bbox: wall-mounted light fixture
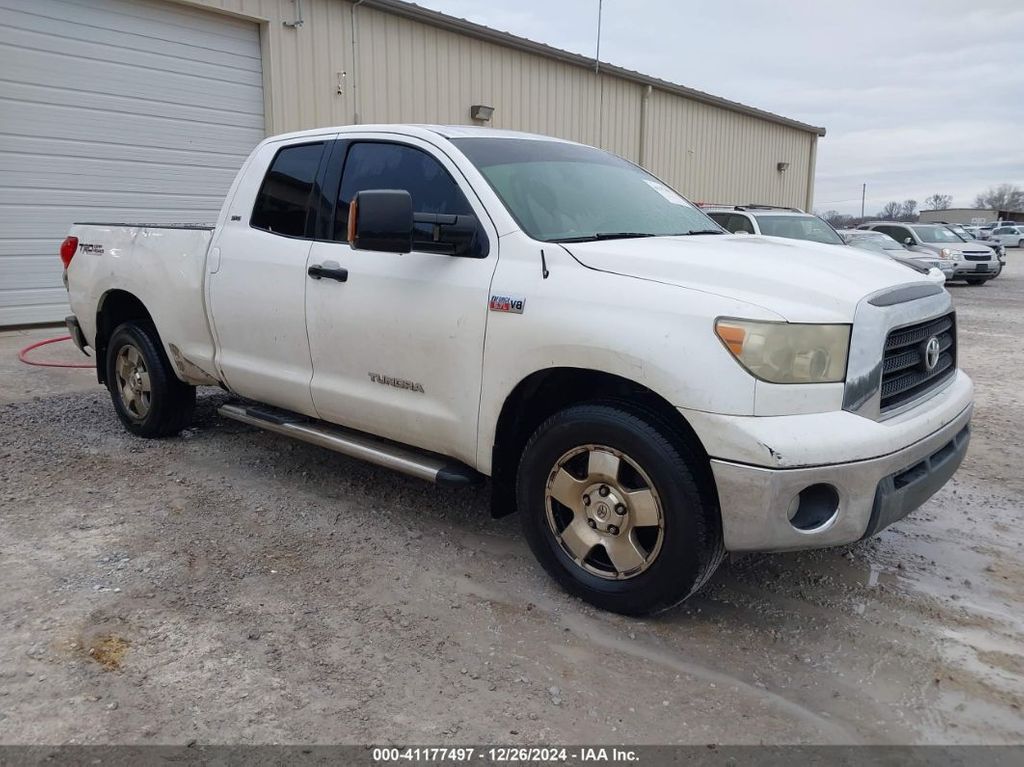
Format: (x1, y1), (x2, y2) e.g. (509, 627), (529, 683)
(283, 0), (304, 27)
(470, 104), (494, 122)
(777, 161), (790, 173)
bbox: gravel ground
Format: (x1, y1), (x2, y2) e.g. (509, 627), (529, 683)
(1, 256), (1022, 745)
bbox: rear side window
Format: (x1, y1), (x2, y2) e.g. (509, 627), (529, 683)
(334, 142), (472, 239)
(251, 142), (325, 238)
(726, 214), (755, 234)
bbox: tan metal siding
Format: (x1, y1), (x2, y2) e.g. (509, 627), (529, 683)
(644, 90), (815, 208)
(185, 0), (819, 209)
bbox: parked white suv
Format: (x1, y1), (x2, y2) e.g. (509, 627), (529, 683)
(703, 205), (846, 245)
(60, 125), (973, 615)
(989, 225), (1024, 248)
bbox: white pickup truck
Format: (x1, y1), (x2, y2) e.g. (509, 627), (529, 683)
(62, 125), (973, 615)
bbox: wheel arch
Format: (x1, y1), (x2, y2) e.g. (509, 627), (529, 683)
(95, 289), (156, 384)
(488, 367), (718, 519)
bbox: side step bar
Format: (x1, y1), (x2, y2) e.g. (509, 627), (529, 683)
(217, 402), (483, 487)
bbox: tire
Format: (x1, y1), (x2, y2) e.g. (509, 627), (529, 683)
(105, 321), (195, 438)
(517, 403), (723, 615)
(965, 278), (988, 285)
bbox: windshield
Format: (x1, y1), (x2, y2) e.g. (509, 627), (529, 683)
(451, 137), (721, 242)
(752, 214), (845, 245)
(912, 225), (964, 243)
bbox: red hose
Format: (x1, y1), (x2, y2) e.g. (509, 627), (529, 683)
(17, 335), (95, 369)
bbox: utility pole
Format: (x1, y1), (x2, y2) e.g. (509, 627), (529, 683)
(594, 0), (603, 74)
(861, 183), (866, 219)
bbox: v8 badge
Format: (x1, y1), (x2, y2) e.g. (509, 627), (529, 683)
(489, 294), (525, 314)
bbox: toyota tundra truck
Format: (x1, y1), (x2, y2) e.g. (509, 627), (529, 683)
(60, 125), (973, 615)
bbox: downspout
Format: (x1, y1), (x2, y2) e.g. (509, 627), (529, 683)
(350, 0), (367, 124)
(638, 84), (652, 168)
(805, 135), (818, 213)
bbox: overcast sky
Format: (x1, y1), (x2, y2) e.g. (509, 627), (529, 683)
(416, 0), (1024, 215)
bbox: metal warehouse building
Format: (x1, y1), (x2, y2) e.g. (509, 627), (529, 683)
(0, 0), (826, 326)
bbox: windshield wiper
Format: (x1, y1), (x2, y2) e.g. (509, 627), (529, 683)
(680, 229), (726, 235)
(550, 232), (656, 243)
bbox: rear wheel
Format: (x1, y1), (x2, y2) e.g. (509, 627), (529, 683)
(105, 321), (195, 437)
(517, 403), (723, 615)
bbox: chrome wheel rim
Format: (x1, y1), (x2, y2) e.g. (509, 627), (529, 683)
(115, 344), (151, 419)
(544, 445), (665, 580)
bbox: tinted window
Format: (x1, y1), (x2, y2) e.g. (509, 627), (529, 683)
(875, 225), (911, 242)
(335, 142), (472, 238)
(727, 214), (755, 234)
(251, 143), (324, 237)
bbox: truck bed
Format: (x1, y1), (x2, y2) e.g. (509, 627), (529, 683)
(65, 222), (221, 386)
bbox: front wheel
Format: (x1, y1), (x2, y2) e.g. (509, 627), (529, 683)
(105, 321), (195, 438)
(517, 403), (723, 615)
(965, 277), (989, 285)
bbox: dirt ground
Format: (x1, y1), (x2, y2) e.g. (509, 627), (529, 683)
(1, 257), (1022, 746)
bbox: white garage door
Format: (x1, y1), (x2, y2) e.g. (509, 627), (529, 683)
(0, 0), (265, 326)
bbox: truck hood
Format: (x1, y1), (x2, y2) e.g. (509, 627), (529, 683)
(562, 234), (929, 323)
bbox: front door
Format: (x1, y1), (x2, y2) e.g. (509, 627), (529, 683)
(304, 137), (498, 464)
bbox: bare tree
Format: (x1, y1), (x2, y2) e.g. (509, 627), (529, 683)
(923, 194), (952, 210)
(974, 184), (1024, 211)
(818, 209), (852, 228)
(900, 199), (918, 221)
(878, 201), (903, 220)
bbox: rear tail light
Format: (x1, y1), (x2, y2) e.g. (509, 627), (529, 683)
(60, 236), (78, 268)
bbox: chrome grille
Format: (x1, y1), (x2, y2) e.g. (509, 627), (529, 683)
(880, 313), (956, 412)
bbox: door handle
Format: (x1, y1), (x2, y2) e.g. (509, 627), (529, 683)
(307, 264), (348, 282)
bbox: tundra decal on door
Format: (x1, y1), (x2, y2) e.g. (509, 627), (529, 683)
(368, 372), (425, 393)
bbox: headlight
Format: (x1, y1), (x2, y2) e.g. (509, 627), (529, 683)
(938, 248), (954, 260)
(715, 319), (850, 384)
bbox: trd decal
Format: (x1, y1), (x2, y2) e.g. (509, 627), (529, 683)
(489, 294), (525, 314)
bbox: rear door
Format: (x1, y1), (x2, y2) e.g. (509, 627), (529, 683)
(304, 136), (498, 464)
(207, 138), (331, 415)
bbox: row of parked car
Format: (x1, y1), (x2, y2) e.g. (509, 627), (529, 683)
(957, 222), (1024, 247)
(701, 205), (1008, 286)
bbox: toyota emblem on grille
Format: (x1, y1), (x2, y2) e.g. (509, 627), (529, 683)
(923, 336), (940, 371)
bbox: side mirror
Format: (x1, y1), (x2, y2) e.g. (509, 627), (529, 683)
(903, 237), (913, 246)
(347, 189), (488, 258)
(348, 190), (414, 253)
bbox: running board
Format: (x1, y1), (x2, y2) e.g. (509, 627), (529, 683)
(217, 402), (483, 487)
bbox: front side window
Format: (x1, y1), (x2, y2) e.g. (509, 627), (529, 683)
(451, 137), (721, 242)
(334, 142), (472, 239)
(250, 142), (324, 237)
(876, 225), (912, 243)
(752, 214), (845, 245)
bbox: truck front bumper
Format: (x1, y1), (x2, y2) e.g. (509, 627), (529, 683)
(683, 373), (973, 552)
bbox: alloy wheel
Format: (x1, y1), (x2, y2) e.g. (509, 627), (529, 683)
(544, 444), (665, 579)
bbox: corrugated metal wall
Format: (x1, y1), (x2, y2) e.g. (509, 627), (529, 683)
(192, 0), (818, 209)
(0, 0), (264, 326)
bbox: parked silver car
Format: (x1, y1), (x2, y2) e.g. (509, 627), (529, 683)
(840, 229), (951, 281)
(857, 222), (999, 285)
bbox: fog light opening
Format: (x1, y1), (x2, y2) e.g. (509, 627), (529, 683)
(788, 483), (840, 532)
